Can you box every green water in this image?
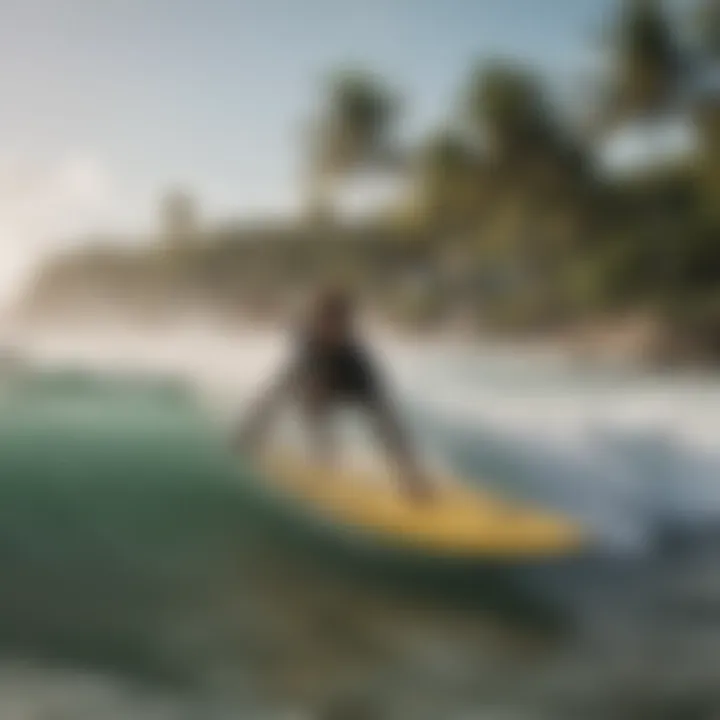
[0,372,242,678]
[0,369,578,717]
[3,367,720,719]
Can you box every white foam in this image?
[13,325,720,553]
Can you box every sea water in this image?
[2,326,720,719]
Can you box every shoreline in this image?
[8,307,718,374]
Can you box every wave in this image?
[12,327,720,554]
[3,331,720,715]
[386,341,720,553]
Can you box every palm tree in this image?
[693,0,720,61]
[462,60,596,299]
[600,0,684,132]
[692,93,720,219]
[159,188,200,247]
[464,62,552,169]
[305,69,400,221]
[414,130,483,229]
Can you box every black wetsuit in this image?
[236,323,431,497]
[240,332,413,472]
[297,337,380,406]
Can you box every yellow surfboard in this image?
[260,455,586,559]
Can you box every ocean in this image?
[2,325,720,719]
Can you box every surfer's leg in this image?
[301,393,337,467]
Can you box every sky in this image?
[0,0,692,302]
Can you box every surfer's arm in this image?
[235,361,299,451]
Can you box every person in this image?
[235,287,432,502]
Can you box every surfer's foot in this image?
[400,474,435,504]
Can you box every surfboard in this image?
[258,454,586,559]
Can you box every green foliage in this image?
[464,62,553,163]
[301,69,402,220]
[604,0,683,127]
[307,69,400,202]
[693,94,720,223]
[693,0,720,60]
[414,131,484,229]
[18,0,720,362]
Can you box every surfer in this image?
[236,287,433,501]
